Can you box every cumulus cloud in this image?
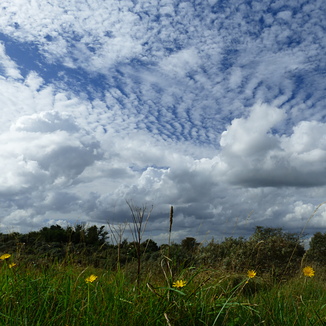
[220,103,285,157]
[219,103,326,187]
[0,110,102,231]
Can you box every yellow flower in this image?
[85,274,98,283]
[0,254,11,260]
[9,263,16,268]
[303,266,315,277]
[247,270,256,278]
[172,280,187,288]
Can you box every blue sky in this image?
[0,0,325,244]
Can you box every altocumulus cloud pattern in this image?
[0,0,325,243]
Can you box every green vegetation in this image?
[0,224,325,325]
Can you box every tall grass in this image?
[0,255,324,326]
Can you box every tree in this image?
[85,225,108,246]
[68,223,87,244]
[306,232,326,265]
[143,239,159,252]
[181,237,199,253]
[168,237,200,268]
[39,225,68,243]
[248,226,305,278]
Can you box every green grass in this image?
[0,257,324,326]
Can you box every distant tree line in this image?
[0,224,325,279]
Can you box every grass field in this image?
[0,253,325,326]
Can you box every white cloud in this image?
[0,0,146,72]
[284,201,315,223]
[24,71,44,91]
[0,0,324,243]
[0,110,102,221]
[276,10,293,21]
[281,121,326,154]
[220,103,285,157]
[218,103,326,187]
[160,48,201,77]
[0,42,22,79]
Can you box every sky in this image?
[0,0,325,245]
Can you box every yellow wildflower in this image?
[247,270,256,279]
[85,274,98,283]
[0,254,11,260]
[9,263,16,268]
[302,266,315,277]
[172,280,187,288]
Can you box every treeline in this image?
[0,224,325,279]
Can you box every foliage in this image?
[306,232,326,266]
[199,226,305,279]
[247,226,305,278]
[0,225,323,278]
[0,223,324,324]
[0,258,324,326]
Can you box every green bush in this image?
[306,232,326,266]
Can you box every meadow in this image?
[0,229,325,326]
